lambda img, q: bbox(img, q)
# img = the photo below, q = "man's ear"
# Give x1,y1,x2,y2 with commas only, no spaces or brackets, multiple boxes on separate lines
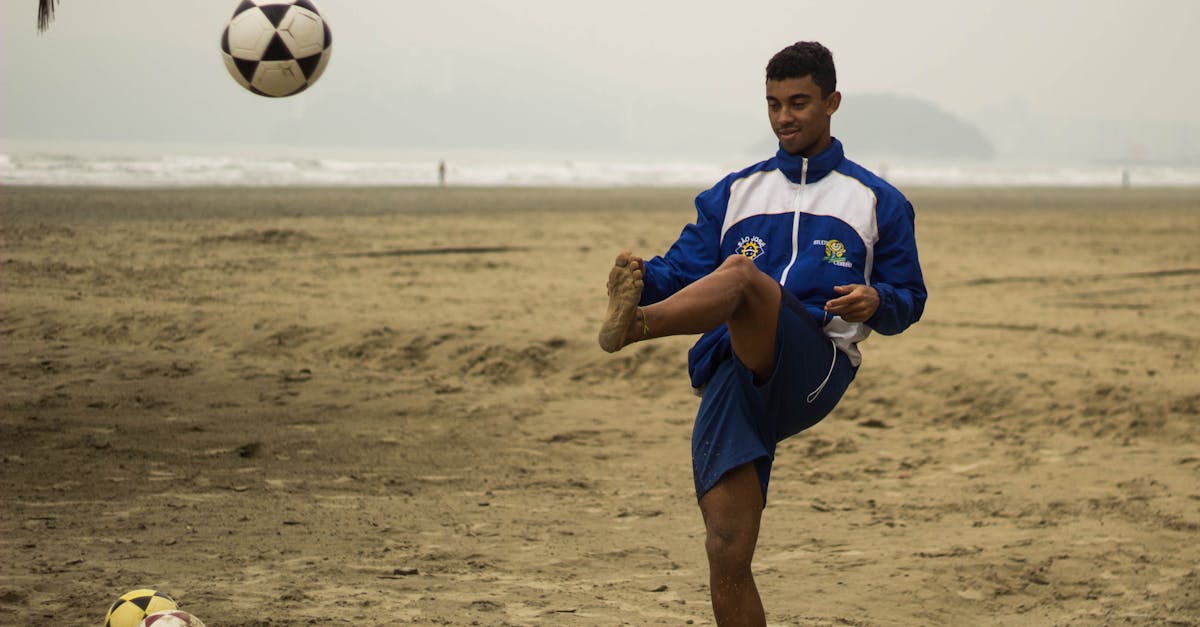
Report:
826,90,842,115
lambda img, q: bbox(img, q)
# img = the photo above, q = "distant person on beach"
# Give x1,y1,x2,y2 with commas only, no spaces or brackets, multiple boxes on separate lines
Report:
598,41,927,625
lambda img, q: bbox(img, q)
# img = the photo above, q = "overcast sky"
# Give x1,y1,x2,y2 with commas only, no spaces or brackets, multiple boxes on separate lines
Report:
2,0,1197,162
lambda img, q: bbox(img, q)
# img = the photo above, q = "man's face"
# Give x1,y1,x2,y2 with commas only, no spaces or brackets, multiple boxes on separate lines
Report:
766,75,840,157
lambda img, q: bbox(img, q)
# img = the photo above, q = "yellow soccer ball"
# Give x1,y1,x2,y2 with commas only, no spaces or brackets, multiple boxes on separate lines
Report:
104,589,178,627
140,610,208,627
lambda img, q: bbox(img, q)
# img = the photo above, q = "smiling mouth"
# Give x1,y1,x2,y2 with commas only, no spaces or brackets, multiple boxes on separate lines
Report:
777,128,800,139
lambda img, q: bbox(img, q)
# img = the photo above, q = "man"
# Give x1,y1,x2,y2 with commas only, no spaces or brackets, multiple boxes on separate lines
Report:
598,41,926,625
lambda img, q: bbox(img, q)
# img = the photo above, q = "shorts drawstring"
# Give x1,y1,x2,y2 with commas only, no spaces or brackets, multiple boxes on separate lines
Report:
806,339,837,404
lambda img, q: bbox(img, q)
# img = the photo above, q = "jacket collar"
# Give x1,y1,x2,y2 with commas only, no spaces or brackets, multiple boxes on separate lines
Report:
775,137,844,185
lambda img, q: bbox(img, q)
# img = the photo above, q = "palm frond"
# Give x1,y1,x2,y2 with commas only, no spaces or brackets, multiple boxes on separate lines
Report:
38,0,59,33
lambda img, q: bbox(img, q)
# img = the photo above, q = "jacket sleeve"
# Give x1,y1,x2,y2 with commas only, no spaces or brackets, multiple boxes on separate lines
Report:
866,196,927,335
639,180,728,305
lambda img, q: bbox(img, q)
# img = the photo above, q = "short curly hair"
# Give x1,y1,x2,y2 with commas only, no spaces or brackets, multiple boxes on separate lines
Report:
765,41,837,98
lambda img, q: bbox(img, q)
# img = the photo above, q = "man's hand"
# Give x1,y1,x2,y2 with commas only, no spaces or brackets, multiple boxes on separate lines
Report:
824,284,879,323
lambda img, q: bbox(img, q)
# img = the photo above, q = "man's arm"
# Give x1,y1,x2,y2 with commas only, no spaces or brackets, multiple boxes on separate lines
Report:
862,198,927,335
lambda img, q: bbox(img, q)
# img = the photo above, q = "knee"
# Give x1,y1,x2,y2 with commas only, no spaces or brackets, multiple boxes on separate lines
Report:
704,518,755,571
718,254,768,288
719,252,759,275
718,253,777,309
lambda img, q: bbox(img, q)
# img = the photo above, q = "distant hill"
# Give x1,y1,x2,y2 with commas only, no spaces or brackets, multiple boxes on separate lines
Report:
757,93,995,161
839,93,994,160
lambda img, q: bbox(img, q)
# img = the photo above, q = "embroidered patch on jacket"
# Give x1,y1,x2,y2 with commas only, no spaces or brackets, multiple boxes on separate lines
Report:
814,239,853,268
736,235,766,259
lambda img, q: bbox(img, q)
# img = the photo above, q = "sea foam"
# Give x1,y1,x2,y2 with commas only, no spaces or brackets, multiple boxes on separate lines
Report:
2,153,1197,188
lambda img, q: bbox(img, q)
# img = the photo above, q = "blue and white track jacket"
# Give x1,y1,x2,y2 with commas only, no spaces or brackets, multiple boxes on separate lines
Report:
640,138,927,390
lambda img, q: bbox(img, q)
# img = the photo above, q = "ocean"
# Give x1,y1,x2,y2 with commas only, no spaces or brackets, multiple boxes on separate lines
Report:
2,151,1199,189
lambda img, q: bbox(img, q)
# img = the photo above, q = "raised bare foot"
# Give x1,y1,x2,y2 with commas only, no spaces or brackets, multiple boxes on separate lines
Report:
598,251,644,353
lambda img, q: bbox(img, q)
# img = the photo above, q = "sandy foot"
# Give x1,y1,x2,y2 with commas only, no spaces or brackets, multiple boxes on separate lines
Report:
598,252,644,353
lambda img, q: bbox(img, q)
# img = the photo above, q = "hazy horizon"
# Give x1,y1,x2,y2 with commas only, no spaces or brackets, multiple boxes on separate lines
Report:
2,1,1198,165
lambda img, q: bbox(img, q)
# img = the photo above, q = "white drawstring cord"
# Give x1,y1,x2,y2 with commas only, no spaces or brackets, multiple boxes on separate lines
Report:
806,340,838,404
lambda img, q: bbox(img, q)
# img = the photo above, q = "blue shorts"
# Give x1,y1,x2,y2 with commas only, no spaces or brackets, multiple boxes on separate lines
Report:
691,287,856,503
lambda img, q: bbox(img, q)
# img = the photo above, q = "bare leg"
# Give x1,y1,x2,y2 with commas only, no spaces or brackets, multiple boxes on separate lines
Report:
700,462,766,627
642,254,781,381
599,253,781,379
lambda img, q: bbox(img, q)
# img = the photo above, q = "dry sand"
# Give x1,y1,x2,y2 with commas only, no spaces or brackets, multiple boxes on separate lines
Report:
1,185,1198,626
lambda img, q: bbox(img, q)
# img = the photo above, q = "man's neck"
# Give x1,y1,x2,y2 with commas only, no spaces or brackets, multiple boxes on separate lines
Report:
796,135,833,159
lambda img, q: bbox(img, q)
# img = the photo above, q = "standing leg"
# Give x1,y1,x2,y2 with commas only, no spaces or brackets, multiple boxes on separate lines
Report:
700,461,766,627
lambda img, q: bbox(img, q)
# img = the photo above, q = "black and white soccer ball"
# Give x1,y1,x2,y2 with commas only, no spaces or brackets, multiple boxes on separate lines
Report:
220,0,332,98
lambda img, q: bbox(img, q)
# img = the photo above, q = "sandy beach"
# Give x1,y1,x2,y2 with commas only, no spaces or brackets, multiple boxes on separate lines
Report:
1,185,1198,626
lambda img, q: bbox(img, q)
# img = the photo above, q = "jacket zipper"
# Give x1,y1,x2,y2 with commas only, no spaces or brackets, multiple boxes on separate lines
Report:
776,158,837,404
778,157,808,286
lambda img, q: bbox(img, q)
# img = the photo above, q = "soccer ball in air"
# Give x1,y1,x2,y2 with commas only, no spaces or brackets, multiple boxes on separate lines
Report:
104,589,178,627
220,0,332,97
139,610,208,627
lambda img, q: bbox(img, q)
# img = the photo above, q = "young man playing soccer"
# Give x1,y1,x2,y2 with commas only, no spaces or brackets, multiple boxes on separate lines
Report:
599,41,926,625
